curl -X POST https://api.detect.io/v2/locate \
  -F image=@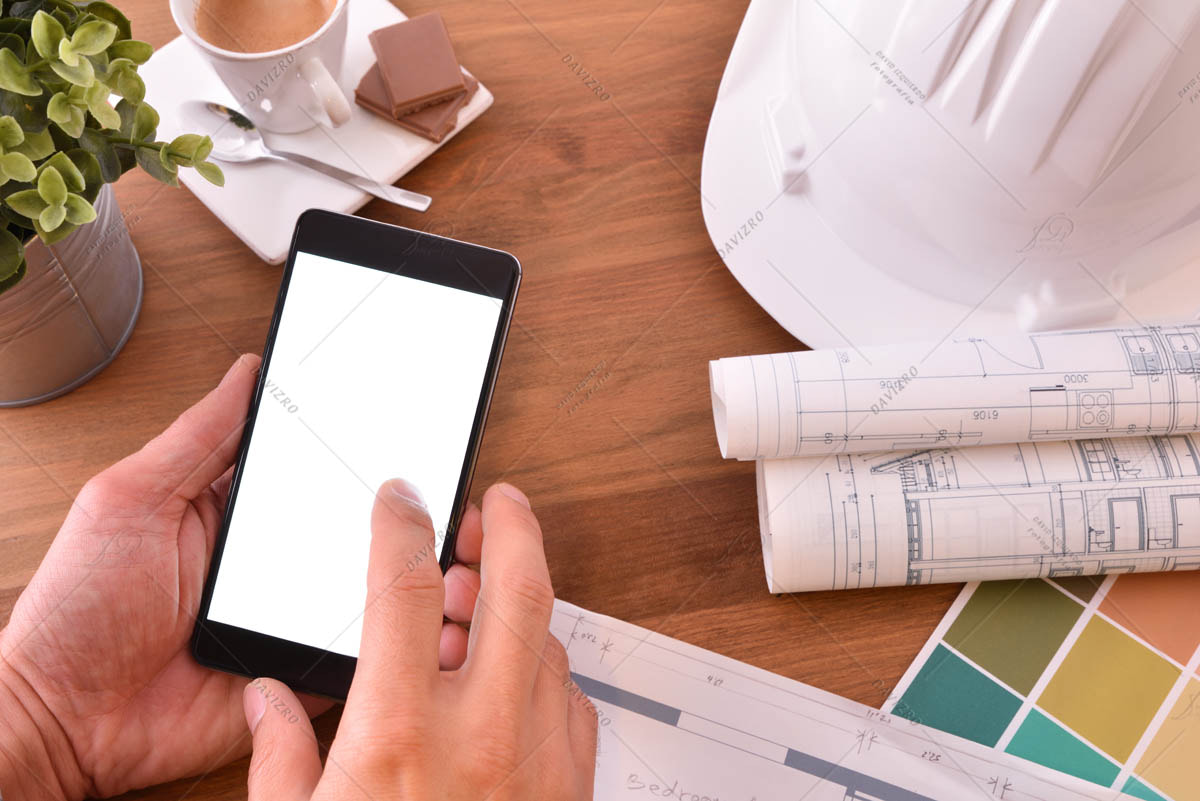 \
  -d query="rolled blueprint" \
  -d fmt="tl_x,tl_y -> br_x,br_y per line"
756,434 -> 1200,592
711,322 -> 1200,460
